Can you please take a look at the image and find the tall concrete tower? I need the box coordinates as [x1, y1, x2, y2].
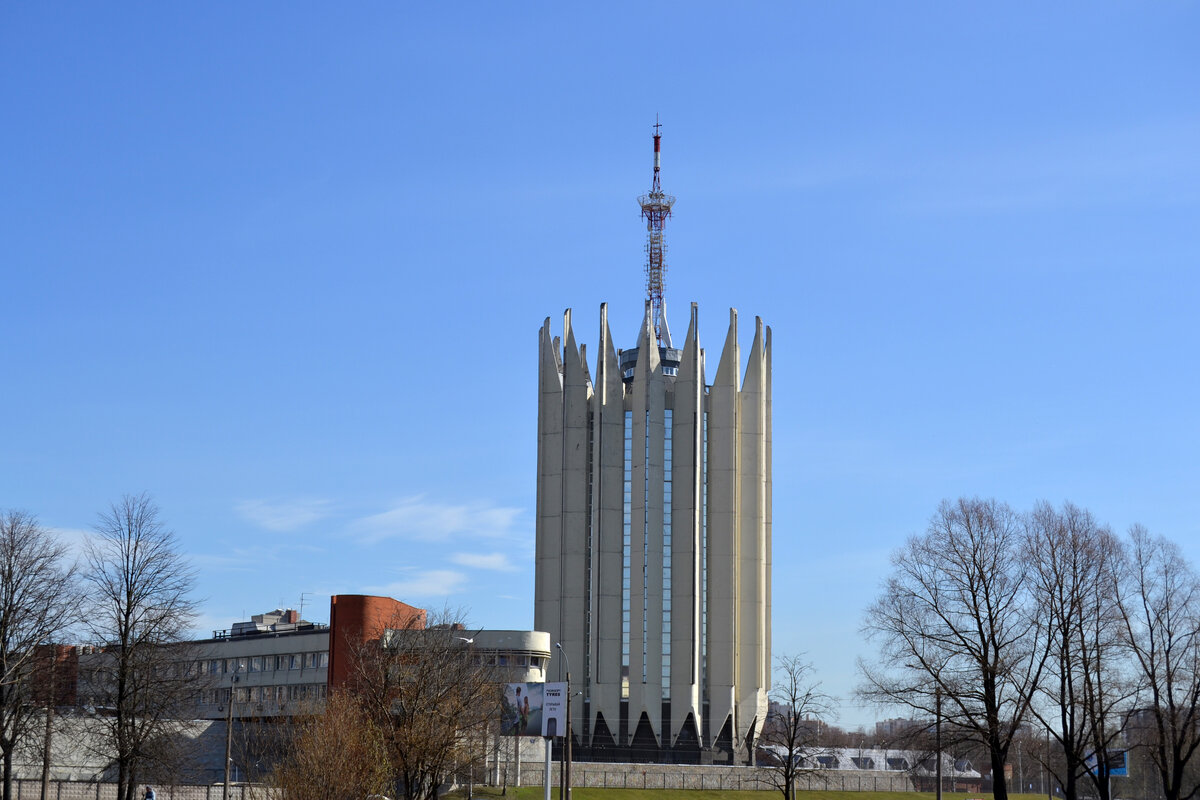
[535, 127, 771, 764]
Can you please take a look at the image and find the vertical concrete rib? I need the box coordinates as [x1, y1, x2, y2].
[764, 324, 773, 691]
[560, 310, 591, 738]
[670, 302, 703, 745]
[590, 304, 625, 741]
[736, 316, 769, 750]
[706, 308, 740, 748]
[628, 302, 664, 741]
[535, 318, 565, 646]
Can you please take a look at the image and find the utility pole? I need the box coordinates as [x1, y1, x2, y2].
[224, 671, 240, 800]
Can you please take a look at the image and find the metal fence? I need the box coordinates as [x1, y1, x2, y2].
[13, 782, 277, 800]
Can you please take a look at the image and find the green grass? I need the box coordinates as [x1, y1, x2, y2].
[450, 789, 1054, 800]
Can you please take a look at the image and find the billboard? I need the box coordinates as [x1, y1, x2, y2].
[1085, 749, 1128, 778]
[542, 681, 566, 738]
[500, 682, 544, 737]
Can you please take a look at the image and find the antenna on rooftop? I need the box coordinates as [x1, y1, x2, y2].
[638, 114, 676, 344]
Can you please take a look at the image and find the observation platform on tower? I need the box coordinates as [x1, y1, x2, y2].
[618, 345, 683, 382]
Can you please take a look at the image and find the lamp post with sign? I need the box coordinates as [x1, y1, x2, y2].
[542, 680, 566, 800]
[555, 643, 572, 800]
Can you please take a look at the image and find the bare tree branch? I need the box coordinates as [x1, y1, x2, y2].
[80, 493, 200, 800]
[1116, 526, 1200, 800]
[757, 654, 836, 800]
[858, 497, 1048, 800]
[0, 510, 79, 800]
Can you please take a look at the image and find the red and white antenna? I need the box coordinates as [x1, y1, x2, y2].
[638, 117, 675, 344]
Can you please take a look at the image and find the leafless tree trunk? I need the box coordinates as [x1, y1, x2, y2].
[859, 497, 1048, 800]
[1116, 526, 1200, 800]
[758, 654, 834, 800]
[0, 510, 79, 800]
[1026, 502, 1132, 800]
[348, 610, 499, 800]
[80, 494, 199, 800]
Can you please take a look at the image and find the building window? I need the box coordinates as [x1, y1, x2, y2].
[289, 654, 301, 670]
[250, 656, 262, 672]
[701, 408, 708, 695]
[621, 408, 632, 698]
[642, 409, 649, 684]
[663, 407, 672, 694]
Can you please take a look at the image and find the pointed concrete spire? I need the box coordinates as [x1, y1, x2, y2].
[562, 309, 583, 378]
[597, 303, 621, 403]
[742, 315, 765, 391]
[580, 343, 591, 387]
[713, 308, 740, 391]
[539, 317, 563, 393]
[658, 298, 673, 349]
[677, 301, 699, 383]
[634, 299, 662, 379]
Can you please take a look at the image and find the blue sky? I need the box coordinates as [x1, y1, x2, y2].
[3, 4, 1198, 728]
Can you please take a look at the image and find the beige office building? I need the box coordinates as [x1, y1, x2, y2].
[536, 300, 771, 764]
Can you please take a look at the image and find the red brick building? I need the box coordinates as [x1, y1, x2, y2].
[327, 594, 426, 688]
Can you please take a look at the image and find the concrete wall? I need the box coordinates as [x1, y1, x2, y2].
[496, 761, 916, 792]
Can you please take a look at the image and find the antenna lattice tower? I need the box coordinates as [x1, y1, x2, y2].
[638, 120, 675, 343]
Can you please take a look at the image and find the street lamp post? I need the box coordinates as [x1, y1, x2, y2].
[555, 643, 572, 800]
[224, 668, 240, 800]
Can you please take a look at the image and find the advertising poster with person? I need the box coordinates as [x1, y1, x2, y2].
[500, 682, 545, 737]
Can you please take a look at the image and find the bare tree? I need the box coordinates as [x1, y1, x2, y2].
[758, 654, 834, 800]
[269, 693, 390, 800]
[349, 610, 498, 800]
[859, 497, 1047, 800]
[1116, 526, 1200, 800]
[0, 510, 78, 800]
[1026, 502, 1132, 800]
[81, 494, 199, 800]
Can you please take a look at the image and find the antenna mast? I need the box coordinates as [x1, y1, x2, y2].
[638, 117, 675, 344]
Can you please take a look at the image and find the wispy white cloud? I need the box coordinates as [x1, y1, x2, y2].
[236, 498, 331, 532]
[449, 551, 520, 572]
[47, 527, 92, 562]
[350, 496, 523, 544]
[192, 543, 319, 571]
[365, 570, 469, 600]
